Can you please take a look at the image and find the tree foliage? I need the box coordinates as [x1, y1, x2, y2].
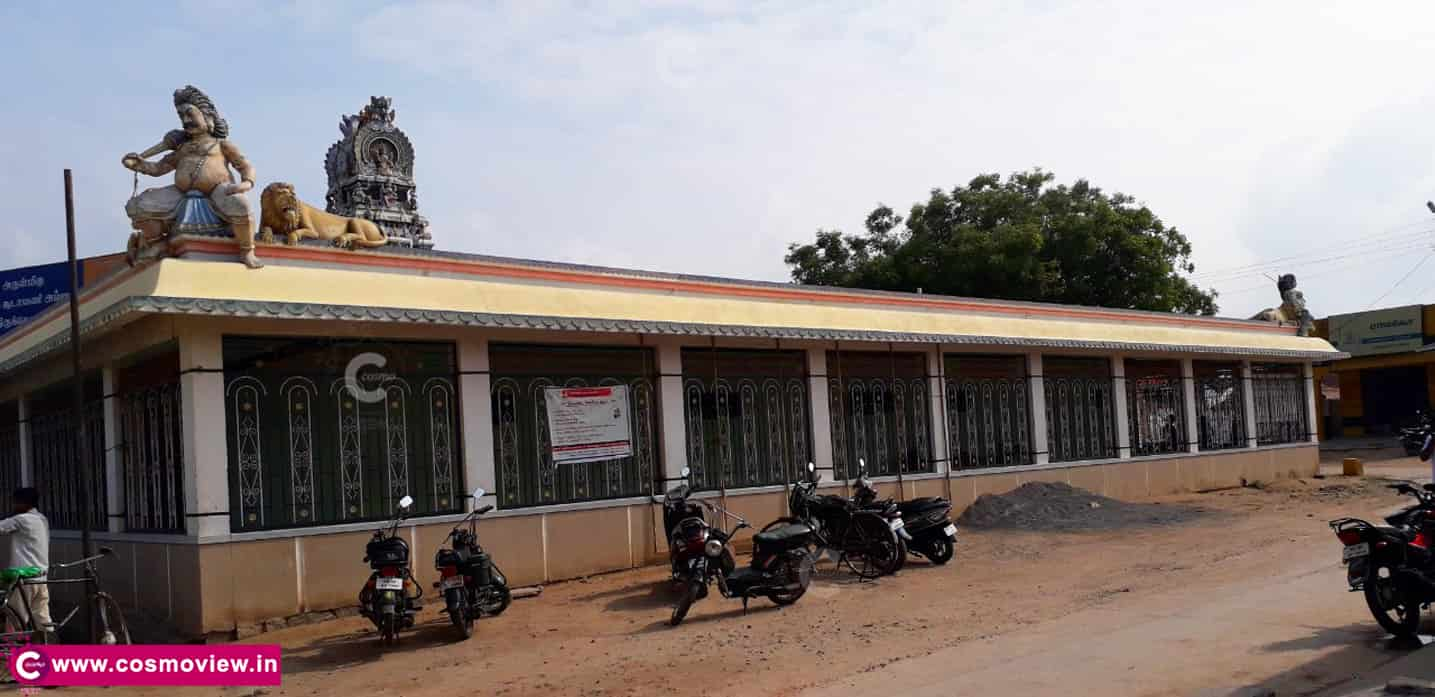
[784, 170, 1218, 315]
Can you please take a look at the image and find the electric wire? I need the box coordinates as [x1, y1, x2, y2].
[1367, 251, 1434, 310]
[1187, 220, 1435, 281]
[1190, 228, 1435, 283]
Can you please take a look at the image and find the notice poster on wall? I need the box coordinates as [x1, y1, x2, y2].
[544, 385, 633, 464]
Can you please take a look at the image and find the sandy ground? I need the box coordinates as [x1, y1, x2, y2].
[60, 454, 1435, 697]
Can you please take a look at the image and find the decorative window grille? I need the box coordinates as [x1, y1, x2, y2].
[827, 352, 932, 480]
[26, 377, 106, 531]
[1125, 360, 1187, 456]
[681, 349, 810, 491]
[1194, 362, 1247, 450]
[1253, 363, 1309, 445]
[943, 355, 1032, 470]
[223, 337, 463, 530]
[1043, 357, 1117, 463]
[492, 344, 657, 508]
[119, 382, 185, 533]
[0, 402, 20, 504]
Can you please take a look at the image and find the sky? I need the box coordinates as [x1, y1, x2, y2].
[5, 1, 1435, 319]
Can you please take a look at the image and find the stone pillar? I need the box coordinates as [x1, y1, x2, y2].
[179, 328, 229, 539]
[1111, 356, 1130, 459]
[807, 348, 834, 474]
[1027, 353, 1050, 465]
[1303, 362, 1319, 444]
[1180, 359, 1200, 454]
[927, 349, 949, 474]
[1241, 361, 1259, 448]
[656, 342, 688, 482]
[102, 366, 125, 533]
[16, 396, 31, 487]
[458, 337, 496, 511]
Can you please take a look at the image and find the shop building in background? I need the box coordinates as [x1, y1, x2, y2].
[0, 238, 1340, 639]
[1313, 304, 1435, 439]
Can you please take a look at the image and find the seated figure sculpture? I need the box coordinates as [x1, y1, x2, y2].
[121, 85, 262, 269]
[1250, 274, 1315, 337]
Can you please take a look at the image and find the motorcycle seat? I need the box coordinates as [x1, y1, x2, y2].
[896, 497, 950, 515]
[754, 523, 813, 545]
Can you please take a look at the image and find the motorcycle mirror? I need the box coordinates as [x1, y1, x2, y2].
[807, 462, 816, 473]
[398, 495, 414, 511]
[681, 467, 691, 478]
[471, 487, 486, 500]
[859, 458, 866, 473]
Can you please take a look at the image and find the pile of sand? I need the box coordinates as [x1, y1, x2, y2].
[957, 481, 1205, 531]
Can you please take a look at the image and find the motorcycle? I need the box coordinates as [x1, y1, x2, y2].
[658, 468, 737, 584]
[762, 463, 904, 579]
[432, 487, 512, 640]
[851, 460, 958, 565]
[1329, 481, 1435, 638]
[1399, 412, 1431, 456]
[359, 495, 422, 646]
[656, 484, 817, 627]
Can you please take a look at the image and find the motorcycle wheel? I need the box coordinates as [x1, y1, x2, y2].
[768, 552, 813, 606]
[924, 535, 955, 565]
[670, 579, 703, 627]
[891, 536, 908, 573]
[445, 589, 472, 640]
[1365, 563, 1422, 638]
[1404, 441, 1421, 457]
[379, 612, 397, 646]
[481, 584, 512, 617]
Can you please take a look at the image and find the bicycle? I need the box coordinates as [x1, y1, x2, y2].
[0, 546, 130, 645]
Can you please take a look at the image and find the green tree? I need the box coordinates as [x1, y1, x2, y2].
[784, 170, 1218, 315]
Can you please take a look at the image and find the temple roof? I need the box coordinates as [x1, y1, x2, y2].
[0, 238, 1345, 376]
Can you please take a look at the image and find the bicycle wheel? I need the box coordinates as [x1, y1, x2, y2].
[91, 592, 131, 645]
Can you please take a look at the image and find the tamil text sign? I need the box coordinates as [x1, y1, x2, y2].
[1328, 305, 1424, 357]
[0, 261, 75, 338]
[544, 385, 633, 464]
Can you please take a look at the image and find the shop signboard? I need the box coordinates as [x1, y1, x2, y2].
[1328, 305, 1424, 357]
[544, 385, 633, 464]
[0, 261, 75, 338]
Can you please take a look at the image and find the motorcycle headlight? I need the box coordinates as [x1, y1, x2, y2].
[704, 539, 724, 558]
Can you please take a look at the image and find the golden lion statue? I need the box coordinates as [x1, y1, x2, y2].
[259, 182, 388, 249]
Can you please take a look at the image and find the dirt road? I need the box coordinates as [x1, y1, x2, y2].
[72, 457, 1435, 697]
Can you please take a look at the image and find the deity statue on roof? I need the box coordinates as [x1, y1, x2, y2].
[324, 96, 431, 248]
[121, 86, 262, 269]
[1250, 274, 1315, 337]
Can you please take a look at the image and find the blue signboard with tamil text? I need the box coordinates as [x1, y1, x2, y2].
[0, 261, 79, 338]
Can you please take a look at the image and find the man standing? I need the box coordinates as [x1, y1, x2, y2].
[0, 488, 50, 633]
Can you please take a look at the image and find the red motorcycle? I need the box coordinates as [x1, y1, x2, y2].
[1329, 481, 1435, 638]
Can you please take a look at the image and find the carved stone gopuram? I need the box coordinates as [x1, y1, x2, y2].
[324, 97, 432, 248]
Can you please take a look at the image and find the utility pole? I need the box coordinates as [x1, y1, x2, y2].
[63, 169, 95, 641]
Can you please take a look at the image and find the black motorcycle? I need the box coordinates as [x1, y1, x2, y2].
[851, 462, 957, 566]
[433, 487, 512, 640]
[663, 491, 816, 627]
[1330, 481, 1435, 638]
[359, 495, 422, 646]
[1399, 412, 1431, 456]
[763, 463, 904, 579]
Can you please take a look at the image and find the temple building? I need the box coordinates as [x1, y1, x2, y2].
[0, 235, 1342, 638]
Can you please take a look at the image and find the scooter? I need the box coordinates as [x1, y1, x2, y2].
[851, 459, 958, 565]
[658, 484, 817, 627]
[359, 495, 422, 646]
[433, 487, 512, 640]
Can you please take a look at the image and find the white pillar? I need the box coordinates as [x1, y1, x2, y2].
[1303, 362, 1319, 444]
[1180, 359, 1200, 453]
[656, 342, 688, 482]
[926, 349, 949, 474]
[1027, 353, 1050, 465]
[101, 366, 125, 533]
[1111, 356, 1130, 459]
[458, 337, 496, 510]
[1241, 361, 1259, 448]
[179, 328, 229, 539]
[16, 396, 31, 487]
[807, 348, 834, 473]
